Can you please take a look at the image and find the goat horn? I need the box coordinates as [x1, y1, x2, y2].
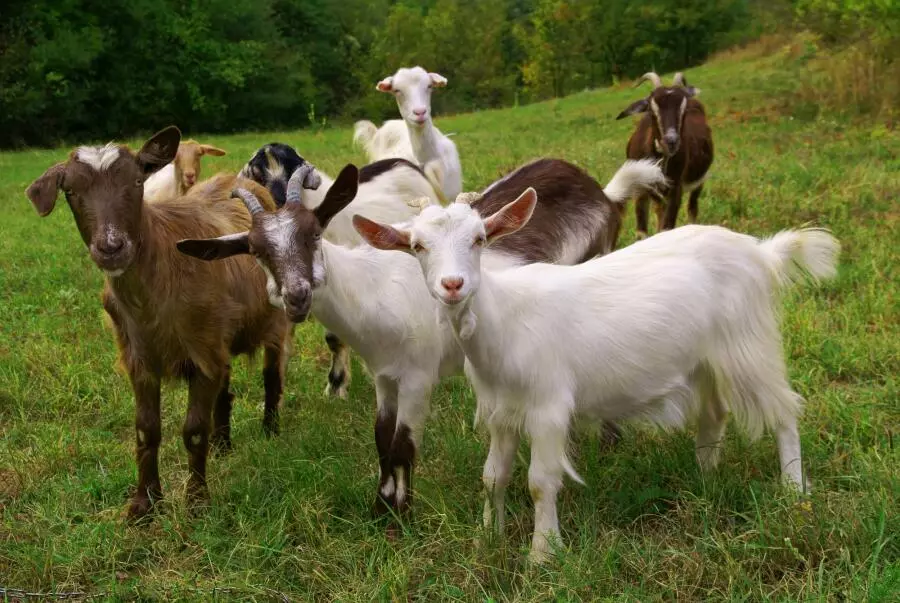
[286, 164, 321, 205]
[635, 72, 663, 89]
[673, 72, 687, 87]
[455, 192, 483, 205]
[231, 188, 264, 215]
[406, 196, 432, 210]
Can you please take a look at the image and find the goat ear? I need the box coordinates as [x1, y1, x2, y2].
[685, 86, 700, 97]
[176, 232, 250, 261]
[615, 99, 649, 120]
[137, 126, 181, 176]
[376, 77, 394, 92]
[484, 187, 537, 243]
[199, 145, 227, 157]
[314, 164, 358, 228]
[26, 162, 66, 217]
[353, 215, 411, 251]
[428, 72, 447, 88]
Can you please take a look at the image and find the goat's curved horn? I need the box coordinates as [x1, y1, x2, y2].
[231, 188, 264, 215]
[286, 164, 322, 205]
[455, 192, 483, 205]
[673, 72, 687, 87]
[635, 72, 663, 89]
[406, 196, 432, 210]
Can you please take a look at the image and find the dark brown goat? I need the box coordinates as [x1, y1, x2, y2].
[616, 71, 714, 238]
[25, 126, 291, 519]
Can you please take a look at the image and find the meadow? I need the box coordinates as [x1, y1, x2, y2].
[1, 41, 898, 601]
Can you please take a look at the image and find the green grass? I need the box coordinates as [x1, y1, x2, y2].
[1, 42, 898, 601]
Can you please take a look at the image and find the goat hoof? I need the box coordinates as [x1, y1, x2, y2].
[324, 374, 348, 399]
[125, 495, 158, 522]
[262, 416, 280, 438]
[372, 494, 395, 517]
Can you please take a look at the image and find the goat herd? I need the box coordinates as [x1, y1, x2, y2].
[24, 66, 839, 562]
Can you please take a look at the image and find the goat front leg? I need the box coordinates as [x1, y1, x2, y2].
[324, 332, 351, 398]
[527, 412, 572, 564]
[211, 363, 233, 453]
[373, 375, 399, 516]
[127, 372, 163, 520]
[184, 367, 222, 509]
[482, 423, 519, 535]
[390, 378, 433, 515]
[262, 344, 285, 437]
[687, 185, 703, 224]
[662, 183, 684, 231]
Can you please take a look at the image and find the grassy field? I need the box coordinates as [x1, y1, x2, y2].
[1, 41, 898, 601]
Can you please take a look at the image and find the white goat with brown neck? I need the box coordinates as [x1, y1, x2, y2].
[177, 158, 665, 520]
[354, 66, 462, 202]
[357, 192, 839, 563]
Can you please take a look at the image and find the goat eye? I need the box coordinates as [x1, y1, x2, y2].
[413, 242, 426, 253]
[473, 237, 486, 247]
[135, 178, 143, 187]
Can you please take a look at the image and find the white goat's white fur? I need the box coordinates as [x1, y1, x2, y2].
[390, 201, 839, 562]
[76, 144, 120, 172]
[306, 160, 663, 509]
[353, 66, 462, 202]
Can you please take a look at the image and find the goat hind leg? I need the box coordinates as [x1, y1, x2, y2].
[687, 185, 703, 224]
[211, 363, 234, 453]
[694, 365, 727, 472]
[324, 332, 351, 399]
[373, 376, 399, 516]
[184, 367, 222, 509]
[635, 194, 651, 240]
[527, 413, 572, 563]
[390, 378, 433, 515]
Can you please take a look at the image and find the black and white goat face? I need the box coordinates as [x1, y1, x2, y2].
[177, 165, 359, 323]
[239, 143, 319, 207]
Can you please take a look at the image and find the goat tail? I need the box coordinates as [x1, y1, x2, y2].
[352, 120, 378, 154]
[757, 228, 840, 289]
[601, 158, 667, 204]
[422, 159, 449, 205]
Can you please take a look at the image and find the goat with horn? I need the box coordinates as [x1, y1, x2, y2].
[616, 71, 714, 238]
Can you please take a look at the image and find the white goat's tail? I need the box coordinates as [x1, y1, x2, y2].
[422, 160, 448, 205]
[758, 228, 840, 288]
[352, 120, 378, 155]
[602, 158, 667, 204]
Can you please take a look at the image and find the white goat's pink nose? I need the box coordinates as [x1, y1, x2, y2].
[441, 277, 463, 293]
[413, 108, 426, 117]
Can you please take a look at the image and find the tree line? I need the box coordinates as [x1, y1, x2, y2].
[1, 1, 889, 148]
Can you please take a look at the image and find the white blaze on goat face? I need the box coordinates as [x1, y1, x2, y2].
[406, 204, 486, 306]
[378, 67, 447, 128]
[76, 143, 121, 172]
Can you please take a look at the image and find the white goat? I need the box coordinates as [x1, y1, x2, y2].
[354, 66, 462, 202]
[356, 190, 840, 562]
[178, 159, 664, 517]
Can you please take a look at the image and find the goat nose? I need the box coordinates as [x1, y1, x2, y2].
[441, 277, 464, 293]
[96, 236, 124, 255]
[413, 108, 426, 117]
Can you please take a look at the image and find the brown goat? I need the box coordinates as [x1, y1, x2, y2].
[25, 126, 290, 519]
[616, 71, 714, 238]
[143, 139, 227, 202]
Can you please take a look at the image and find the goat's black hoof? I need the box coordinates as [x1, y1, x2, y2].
[262, 416, 280, 438]
[324, 370, 348, 398]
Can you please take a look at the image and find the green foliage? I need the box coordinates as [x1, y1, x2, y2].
[0, 0, 756, 148]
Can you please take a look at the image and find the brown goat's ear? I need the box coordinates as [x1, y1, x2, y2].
[199, 145, 227, 157]
[26, 162, 66, 217]
[314, 164, 359, 228]
[484, 187, 537, 244]
[353, 215, 411, 251]
[176, 232, 250, 261]
[137, 126, 181, 176]
[615, 99, 649, 120]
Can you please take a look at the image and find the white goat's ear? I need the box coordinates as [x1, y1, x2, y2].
[353, 215, 411, 251]
[176, 232, 250, 261]
[483, 187, 537, 244]
[428, 72, 447, 88]
[376, 77, 394, 92]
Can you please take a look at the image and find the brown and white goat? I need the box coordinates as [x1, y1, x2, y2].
[176, 157, 664, 517]
[25, 126, 290, 519]
[143, 139, 227, 203]
[616, 71, 714, 238]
